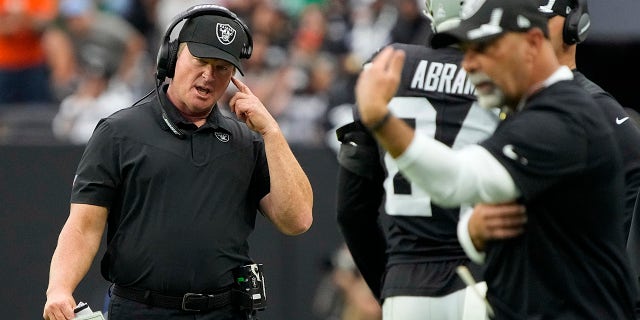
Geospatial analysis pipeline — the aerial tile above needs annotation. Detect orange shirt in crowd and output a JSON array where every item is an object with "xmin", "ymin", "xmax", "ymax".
[{"xmin": 0, "ymin": 0, "xmax": 57, "ymax": 69}]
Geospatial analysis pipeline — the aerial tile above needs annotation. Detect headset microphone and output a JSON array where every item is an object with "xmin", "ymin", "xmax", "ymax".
[{"xmin": 155, "ymin": 82, "xmax": 186, "ymax": 139}]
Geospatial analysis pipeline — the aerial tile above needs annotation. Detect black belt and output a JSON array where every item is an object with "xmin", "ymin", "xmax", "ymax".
[{"xmin": 112, "ymin": 284, "xmax": 233, "ymax": 312}]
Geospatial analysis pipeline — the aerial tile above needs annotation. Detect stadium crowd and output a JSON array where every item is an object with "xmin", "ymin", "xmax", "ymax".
[{"xmin": 0, "ymin": 0, "xmax": 430, "ymax": 147}]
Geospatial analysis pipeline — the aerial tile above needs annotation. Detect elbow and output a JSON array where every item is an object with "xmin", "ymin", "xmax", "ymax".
[
  {"xmin": 281, "ymin": 208, "xmax": 313, "ymax": 236},
  {"xmin": 429, "ymin": 187, "xmax": 464, "ymax": 209}
]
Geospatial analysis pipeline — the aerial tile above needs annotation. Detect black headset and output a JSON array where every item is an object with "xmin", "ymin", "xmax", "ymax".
[
  {"xmin": 563, "ymin": 0, "xmax": 590, "ymax": 45},
  {"xmin": 155, "ymin": 4, "xmax": 253, "ymax": 82}
]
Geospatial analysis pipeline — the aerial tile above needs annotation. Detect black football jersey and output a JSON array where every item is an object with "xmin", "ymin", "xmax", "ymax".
[
  {"xmin": 354, "ymin": 43, "xmax": 500, "ymax": 297},
  {"xmin": 367, "ymin": 44, "xmax": 499, "ymax": 264}
]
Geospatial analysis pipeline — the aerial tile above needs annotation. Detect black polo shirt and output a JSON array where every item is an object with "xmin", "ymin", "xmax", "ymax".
[
  {"xmin": 70, "ymin": 86, "xmax": 270, "ymax": 294},
  {"xmin": 480, "ymin": 80, "xmax": 636, "ymax": 319},
  {"xmin": 573, "ymin": 70, "xmax": 640, "ymax": 236}
]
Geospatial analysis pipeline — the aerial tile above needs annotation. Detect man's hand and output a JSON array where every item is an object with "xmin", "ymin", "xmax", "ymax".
[
  {"xmin": 469, "ymin": 202, "xmax": 527, "ymax": 251},
  {"xmin": 43, "ymin": 291, "xmax": 76, "ymax": 320},
  {"xmin": 354, "ymin": 46, "xmax": 405, "ymax": 128},
  {"xmin": 229, "ymin": 77, "xmax": 279, "ymax": 136}
]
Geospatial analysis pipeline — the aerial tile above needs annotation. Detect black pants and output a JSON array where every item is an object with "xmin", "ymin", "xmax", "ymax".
[{"xmin": 108, "ymin": 294, "xmax": 250, "ymax": 320}]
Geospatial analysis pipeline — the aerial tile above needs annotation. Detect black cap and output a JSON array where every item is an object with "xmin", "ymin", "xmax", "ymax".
[
  {"xmin": 538, "ymin": 0, "xmax": 581, "ymax": 17},
  {"xmin": 179, "ymin": 15, "xmax": 248, "ymax": 75},
  {"xmin": 430, "ymin": 0, "xmax": 548, "ymax": 49}
]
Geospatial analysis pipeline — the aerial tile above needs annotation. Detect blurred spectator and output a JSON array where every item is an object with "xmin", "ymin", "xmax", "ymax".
[
  {"xmin": 320, "ymin": 0, "xmax": 398, "ymax": 143},
  {"xmin": 277, "ymin": 0, "xmax": 324, "ymax": 18},
  {"xmin": 48, "ymin": 0, "xmax": 150, "ymax": 100},
  {"xmin": 289, "ymin": 3, "xmax": 329, "ymax": 65},
  {"xmin": 247, "ymin": 1, "xmax": 292, "ymax": 49},
  {"xmin": 346, "ymin": 0, "xmax": 396, "ymax": 69},
  {"xmin": 0, "ymin": 0, "xmax": 460, "ymax": 148},
  {"xmin": 273, "ymin": 4, "xmax": 337, "ymax": 146},
  {"xmin": 278, "ymin": 53, "xmax": 338, "ymax": 147},
  {"xmin": 51, "ymin": 45, "xmax": 134, "ymax": 144},
  {"xmin": 155, "ymin": 0, "xmax": 222, "ymax": 39},
  {"xmin": 323, "ymin": 0, "xmax": 351, "ymax": 52},
  {"xmin": 389, "ymin": 0, "xmax": 431, "ymax": 45},
  {"xmin": 323, "ymin": 0, "xmax": 358, "ymax": 117},
  {"xmin": 100, "ymin": 0, "xmax": 160, "ymax": 57},
  {"xmin": 224, "ymin": 0, "xmax": 258, "ymax": 22},
  {"xmin": 0, "ymin": 0, "xmax": 58, "ymax": 105}
]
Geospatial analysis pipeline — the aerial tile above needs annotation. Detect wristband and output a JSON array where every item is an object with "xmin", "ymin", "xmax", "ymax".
[{"xmin": 368, "ymin": 111, "xmax": 392, "ymax": 132}]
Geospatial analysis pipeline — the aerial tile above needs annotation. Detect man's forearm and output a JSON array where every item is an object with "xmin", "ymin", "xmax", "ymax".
[
  {"xmin": 394, "ymin": 134, "xmax": 519, "ymax": 207},
  {"xmin": 47, "ymin": 223, "xmax": 102, "ymax": 296},
  {"xmin": 262, "ymin": 130, "xmax": 313, "ymax": 235}
]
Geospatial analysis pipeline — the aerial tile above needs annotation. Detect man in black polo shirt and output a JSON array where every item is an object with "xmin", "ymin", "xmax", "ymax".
[
  {"xmin": 465, "ymin": 0, "xmax": 640, "ymax": 317},
  {"xmin": 353, "ymin": 0, "xmax": 636, "ymax": 318},
  {"xmin": 43, "ymin": 5, "xmax": 313, "ymax": 320}
]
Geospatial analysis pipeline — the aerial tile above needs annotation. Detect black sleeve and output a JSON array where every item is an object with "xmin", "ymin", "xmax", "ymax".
[
  {"xmin": 336, "ymin": 121, "xmax": 382, "ymax": 179},
  {"xmin": 72, "ymin": 119, "xmax": 120, "ymax": 207},
  {"xmin": 335, "ymin": 121, "xmax": 386, "ymax": 300},
  {"xmin": 591, "ymin": 96, "xmax": 640, "ymax": 236}
]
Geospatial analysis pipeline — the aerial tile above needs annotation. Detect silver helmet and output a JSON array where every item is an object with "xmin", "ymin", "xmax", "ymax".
[{"xmin": 424, "ymin": 0, "xmax": 463, "ymax": 32}]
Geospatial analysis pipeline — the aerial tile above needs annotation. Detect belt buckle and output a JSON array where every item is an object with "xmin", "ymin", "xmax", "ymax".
[{"xmin": 182, "ymin": 293, "xmax": 206, "ymax": 312}]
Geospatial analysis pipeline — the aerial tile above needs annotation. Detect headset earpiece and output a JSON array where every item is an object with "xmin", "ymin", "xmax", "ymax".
[
  {"xmin": 563, "ymin": 0, "xmax": 590, "ymax": 45},
  {"xmin": 154, "ymin": 4, "xmax": 253, "ymax": 81},
  {"xmin": 156, "ymin": 40, "xmax": 177, "ymax": 81},
  {"xmin": 164, "ymin": 41, "xmax": 179, "ymax": 79}
]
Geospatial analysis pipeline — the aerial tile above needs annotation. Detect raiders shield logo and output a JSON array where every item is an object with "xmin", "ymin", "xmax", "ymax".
[
  {"xmin": 215, "ymin": 132, "xmax": 230, "ymax": 142},
  {"xmin": 216, "ymin": 23, "xmax": 236, "ymax": 45}
]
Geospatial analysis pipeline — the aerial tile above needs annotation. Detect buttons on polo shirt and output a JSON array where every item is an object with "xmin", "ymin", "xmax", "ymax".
[{"xmin": 191, "ymin": 132, "xmax": 210, "ymax": 166}]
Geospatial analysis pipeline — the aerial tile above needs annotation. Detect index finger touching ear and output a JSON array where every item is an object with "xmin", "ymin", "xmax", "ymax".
[{"xmin": 231, "ymin": 77, "xmax": 253, "ymax": 95}]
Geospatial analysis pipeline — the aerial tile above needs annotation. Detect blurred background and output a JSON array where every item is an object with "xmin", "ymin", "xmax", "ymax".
[{"xmin": 1, "ymin": 0, "xmax": 638, "ymax": 319}]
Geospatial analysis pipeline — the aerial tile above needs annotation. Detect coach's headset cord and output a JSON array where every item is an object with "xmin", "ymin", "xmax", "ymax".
[
  {"xmin": 154, "ymin": 78, "xmax": 186, "ymax": 139},
  {"xmin": 121, "ymin": 79, "xmax": 187, "ymax": 140}
]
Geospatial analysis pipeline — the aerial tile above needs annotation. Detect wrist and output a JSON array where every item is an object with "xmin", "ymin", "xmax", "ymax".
[
  {"xmin": 366, "ymin": 110, "xmax": 392, "ymax": 132},
  {"xmin": 470, "ymin": 231, "xmax": 485, "ymax": 251},
  {"xmin": 468, "ymin": 219, "xmax": 486, "ymax": 251},
  {"xmin": 457, "ymin": 207, "xmax": 486, "ymax": 264}
]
